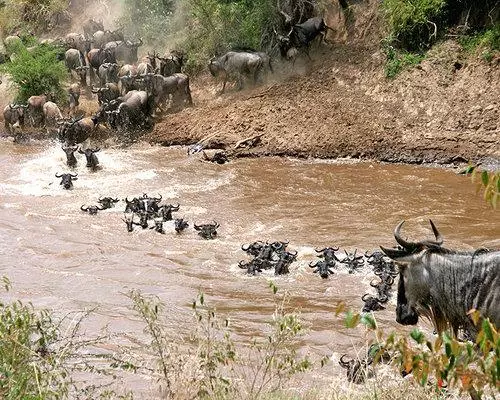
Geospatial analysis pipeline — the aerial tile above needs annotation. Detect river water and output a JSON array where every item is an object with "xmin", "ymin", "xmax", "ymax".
[{"xmin": 0, "ymin": 139, "xmax": 498, "ymax": 394}]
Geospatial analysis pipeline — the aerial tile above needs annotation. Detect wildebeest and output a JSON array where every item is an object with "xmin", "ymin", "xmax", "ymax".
[
  {"xmin": 80, "ymin": 204, "xmax": 105, "ymax": 215},
  {"xmin": 276, "ymin": 15, "xmax": 334, "ymax": 62},
  {"xmin": 78, "ymin": 147, "xmax": 100, "ymax": 170},
  {"xmin": 309, "ymin": 259, "xmax": 335, "ymax": 279},
  {"xmin": 83, "ymin": 18, "xmax": 104, "ymax": 40},
  {"xmin": 150, "ymin": 217, "xmax": 166, "ymax": 234},
  {"xmin": 65, "ymin": 48, "xmax": 89, "ymax": 87},
  {"xmin": 122, "ymin": 212, "xmax": 134, "ymax": 232},
  {"xmin": 141, "ymin": 72, "xmax": 193, "ymax": 113},
  {"xmin": 98, "ymin": 196, "xmax": 119, "ymax": 209},
  {"xmin": 87, "ymin": 48, "xmax": 116, "ymax": 83},
  {"xmin": 92, "ymin": 83, "xmax": 120, "ymax": 105},
  {"xmin": 174, "ymin": 218, "xmax": 189, "ymax": 233},
  {"xmin": 338, "ymin": 354, "xmax": 372, "ymax": 384},
  {"xmin": 3, "ymin": 104, "xmax": 27, "ymax": 135},
  {"xmin": 55, "ymin": 172, "xmax": 78, "ymax": 190},
  {"xmin": 58, "ymin": 115, "xmax": 100, "ymax": 145},
  {"xmin": 42, "ymin": 101, "xmax": 63, "ymax": 134},
  {"xmin": 104, "ymin": 39, "xmax": 142, "ymax": 64},
  {"xmin": 194, "ymin": 221, "xmax": 220, "ymax": 239},
  {"xmin": 157, "ymin": 50, "xmax": 184, "ymax": 76},
  {"xmin": 92, "ymin": 30, "xmax": 124, "ymax": 49},
  {"xmin": 381, "ymin": 220, "xmax": 500, "ymax": 338},
  {"xmin": 68, "ymin": 83, "xmax": 80, "ymax": 117},
  {"xmin": 27, "ymin": 94, "xmax": 50, "ymax": 127},
  {"xmin": 62, "ymin": 145, "xmax": 78, "ymax": 167},
  {"xmin": 105, "ymin": 90, "xmax": 154, "ymax": 132},
  {"xmin": 63, "ymin": 33, "xmax": 91, "ymax": 57},
  {"xmin": 97, "ymin": 62, "xmax": 119, "ymax": 86},
  {"xmin": 361, "ymin": 293, "xmax": 387, "ymax": 313},
  {"xmin": 209, "ymin": 51, "xmax": 264, "ymax": 93}
]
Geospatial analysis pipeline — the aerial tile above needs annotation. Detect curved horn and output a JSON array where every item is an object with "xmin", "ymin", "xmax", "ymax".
[
  {"xmin": 80, "ymin": 205, "xmax": 88, "ymax": 211},
  {"xmin": 315, "ymin": 247, "xmax": 326, "ymax": 253},
  {"xmin": 55, "ymin": 173, "xmax": 63, "ymax": 177},
  {"xmin": 78, "ymin": 147, "xmax": 85, "ymax": 154},
  {"xmin": 380, "ymin": 245, "xmax": 409, "ymax": 260},
  {"xmin": 242, "ymin": 244, "xmax": 250, "ymax": 251},
  {"xmin": 213, "ymin": 221, "xmax": 220, "ymax": 228},
  {"xmin": 361, "ymin": 293, "xmax": 371, "ymax": 302},
  {"xmin": 288, "ymin": 250, "xmax": 298, "ymax": 256},
  {"xmin": 70, "ymin": 173, "xmax": 78, "ymax": 177},
  {"xmin": 369, "ymin": 279, "xmax": 380, "ymax": 288},
  {"xmin": 394, "ymin": 220, "xmax": 417, "ymax": 250},
  {"xmin": 378, "ymin": 294, "xmax": 388, "ymax": 304},
  {"xmin": 386, "ymin": 276, "xmax": 394, "ymax": 286},
  {"xmin": 193, "ymin": 223, "xmax": 200, "ymax": 230},
  {"xmin": 422, "ymin": 219, "xmax": 443, "ymax": 247},
  {"xmin": 308, "ymin": 261, "xmax": 318, "ymax": 268},
  {"xmin": 339, "ymin": 354, "xmax": 351, "ymax": 368}
]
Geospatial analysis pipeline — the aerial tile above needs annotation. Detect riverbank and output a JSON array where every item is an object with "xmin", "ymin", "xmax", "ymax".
[{"xmin": 147, "ymin": 41, "xmax": 499, "ymax": 166}]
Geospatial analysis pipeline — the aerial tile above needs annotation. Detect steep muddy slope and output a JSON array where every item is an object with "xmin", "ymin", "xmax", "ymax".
[{"xmin": 147, "ymin": 41, "xmax": 499, "ymax": 164}]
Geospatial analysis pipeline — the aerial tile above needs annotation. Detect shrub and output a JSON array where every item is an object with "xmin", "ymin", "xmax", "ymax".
[
  {"xmin": 383, "ymin": 42, "xmax": 425, "ymax": 78},
  {"xmin": 381, "ymin": 0, "xmax": 447, "ymax": 50},
  {"xmin": 127, "ymin": 281, "xmax": 312, "ymax": 399},
  {"xmin": 0, "ymin": 40, "xmax": 67, "ymax": 104},
  {"xmin": 336, "ymin": 303, "xmax": 500, "ymax": 399},
  {"xmin": 0, "ymin": 0, "xmax": 68, "ymax": 36}
]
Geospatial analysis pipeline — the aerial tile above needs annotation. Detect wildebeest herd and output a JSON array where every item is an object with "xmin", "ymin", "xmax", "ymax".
[{"xmin": 3, "ymin": 10, "xmax": 335, "ymax": 144}]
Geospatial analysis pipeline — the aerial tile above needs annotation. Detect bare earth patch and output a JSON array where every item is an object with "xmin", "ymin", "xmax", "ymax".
[{"xmin": 146, "ymin": 42, "xmax": 499, "ymax": 165}]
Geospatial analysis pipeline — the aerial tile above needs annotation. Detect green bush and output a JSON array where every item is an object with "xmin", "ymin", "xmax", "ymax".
[
  {"xmin": 0, "ymin": 0, "xmax": 68, "ymax": 36},
  {"xmin": 383, "ymin": 43, "xmax": 424, "ymax": 78},
  {"xmin": 381, "ymin": 0, "xmax": 447, "ymax": 50},
  {"xmin": 0, "ymin": 40, "xmax": 67, "ymax": 104}
]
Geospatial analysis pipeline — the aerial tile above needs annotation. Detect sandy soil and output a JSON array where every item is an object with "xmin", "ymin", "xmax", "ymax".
[{"xmin": 146, "ymin": 41, "xmax": 499, "ymax": 165}]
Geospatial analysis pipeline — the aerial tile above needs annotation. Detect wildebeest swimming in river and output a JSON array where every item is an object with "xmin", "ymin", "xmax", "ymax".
[{"xmin": 381, "ymin": 220, "xmax": 500, "ymax": 338}]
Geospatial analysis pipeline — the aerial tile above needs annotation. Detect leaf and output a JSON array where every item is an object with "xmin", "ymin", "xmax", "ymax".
[
  {"xmin": 344, "ymin": 311, "xmax": 360, "ymax": 329},
  {"xmin": 482, "ymin": 319, "xmax": 494, "ymax": 342},
  {"xmin": 481, "ymin": 170, "xmax": 489, "ymax": 186},
  {"xmin": 361, "ymin": 313, "xmax": 377, "ymax": 330},
  {"xmin": 468, "ymin": 309, "xmax": 481, "ymax": 326},
  {"xmin": 410, "ymin": 328, "xmax": 425, "ymax": 344},
  {"xmin": 335, "ymin": 302, "xmax": 346, "ymax": 316}
]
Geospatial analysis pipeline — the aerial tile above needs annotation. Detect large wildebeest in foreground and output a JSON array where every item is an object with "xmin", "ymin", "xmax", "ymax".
[
  {"xmin": 381, "ymin": 220, "xmax": 499, "ymax": 338},
  {"xmin": 105, "ymin": 90, "xmax": 154, "ymax": 133},
  {"xmin": 209, "ymin": 51, "xmax": 264, "ymax": 93}
]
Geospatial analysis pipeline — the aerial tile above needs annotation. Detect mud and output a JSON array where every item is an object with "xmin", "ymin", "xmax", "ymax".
[{"xmin": 147, "ymin": 42, "xmax": 499, "ymax": 166}]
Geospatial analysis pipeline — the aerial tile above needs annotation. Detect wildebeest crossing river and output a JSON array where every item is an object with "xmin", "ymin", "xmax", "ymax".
[{"xmin": 0, "ymin": 139, "xmax": 498, "ymax": 395}]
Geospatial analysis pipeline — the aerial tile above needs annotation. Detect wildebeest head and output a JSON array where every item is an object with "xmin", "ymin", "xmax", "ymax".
[
  {"xmin": 338, "ymin": 354, "xmax": 372, "ymax": 384},
  {"xmin": 55, "ymin": 172, "xmax": 78, "ymax": 189},
  {"xmin": 309, "ymin": 259, "xmax": 335, "ymax": 279},
  {"xmin": 78, "ymin": 147, "xmax": 100, "ymax": 169},
  {"xmin": 62, "ymin": 145, "xmax": 78, "ymax": 167},
  {"xmin": 174, "ymin": 218, "xmax": 189, "ymax": 233},
  {"xmin": 194, "ymin": 221, "xmax": 219, "ymax": 239},
  {"xmin": 380, "ymin": 220, "xmax": 444, "ymax": 328},
  {"xmin": 80, "ymin": 204, "xmax": 104, "ymax": 215},
  {"xmin": 98, "ymin": 196, "xmax": 119, "ymax": 209},
  {"xmin": 361, "ymin": 293, "xmax": 387, "ymax": 313}
]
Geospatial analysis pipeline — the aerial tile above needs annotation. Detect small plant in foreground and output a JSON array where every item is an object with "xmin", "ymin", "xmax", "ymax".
[
  {"xmin": 129, "ymin": 281, "xmax": 311, "ymax": 399},
  {"xmin": 461, "ymin": 165, "xmax": 500, "ymax": 209},
  {"xmin": 336, "ymin": 303, "xmax": 500, "ymax": 400},
  {"xmin": 0, "ymin": 276, "xmax": 129, "ymax": 400}
]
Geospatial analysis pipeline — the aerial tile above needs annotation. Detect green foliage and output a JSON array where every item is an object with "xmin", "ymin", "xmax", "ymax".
[
  {"xmin": 381, "ymin": 0, "xmax": 446, "ymax": 50},
  {"xmin": 461, "ymin": 165, "xmax": 500, "ymax": 209},
  {"xmin": 181, "ymin": 0, "xmax": 276, "ymax": 73},
  {"xmin": 337, "ymin": 303, "xmax": 500, "ymax": 398},
  {"xmin": 0, "ymin": 0, "xmax": 68, "ymax": 35},
  {"xmin": 0, "ymin": 40, "xmax": 67, "ymax": 103},
  {"xmin": 459, "ymin": 24, "xmax": 500, "ymax": 62},
  {"xmin": 129, "ymin": 282, "xmax": 311, "ymax": 399},
  {"xmin": 383, "ymin": 42, "xmax": 425, "ymax": 78}
]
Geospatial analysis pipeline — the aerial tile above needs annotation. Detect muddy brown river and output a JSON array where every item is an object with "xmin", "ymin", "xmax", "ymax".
[{"xmin": 0, "ymin": 139, "xmax": 498, "ymax": 394}]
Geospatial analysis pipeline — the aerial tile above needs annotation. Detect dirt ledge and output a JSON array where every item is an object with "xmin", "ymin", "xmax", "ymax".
[{"xmin": 146, "ymin": 42, "xmax": 499, "ymax": 166}]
